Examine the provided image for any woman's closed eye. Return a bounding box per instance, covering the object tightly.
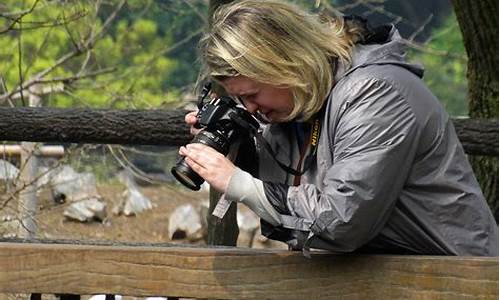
[239,94,256,101]
[237,95,259,112]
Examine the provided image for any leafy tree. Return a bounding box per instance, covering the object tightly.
[408,14,468,116]
[0,0,206,109]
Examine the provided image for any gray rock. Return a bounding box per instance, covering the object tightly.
[113,170,153,216]
[50,165,100,202]
[0,159,19,181]
[168,204,205,241]
[63,198,107,222]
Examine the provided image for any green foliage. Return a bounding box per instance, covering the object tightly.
[1,0,467,116]
[408,14,468,116]
[0,0,206,109]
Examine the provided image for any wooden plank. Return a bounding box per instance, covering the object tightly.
[0,241,497,299]
[0,107,497,156]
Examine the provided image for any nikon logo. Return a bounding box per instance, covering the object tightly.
[311,119,320,146]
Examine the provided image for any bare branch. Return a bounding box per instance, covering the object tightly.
[182,0,208,25]
[0,0,40,34]
[22,21,56,82]
[403,39,468,61]
[0,76,14,107]
[117,27,203,85]
[17,18,25,106]
[408,14,434,42]
[4,10,88,32]
[77,51,93,76]
[35,67,117,85]
[0,0,126,104]
[95,27,203,108]
[85,0,126,49]
[117,145,172,157]
[61,11,82,51]
[108,145,160,185]
[359,1,420,28]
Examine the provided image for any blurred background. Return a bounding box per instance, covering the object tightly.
[0,0,472,251]
[0,1,486,299]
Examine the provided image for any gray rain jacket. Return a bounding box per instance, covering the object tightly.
[225,25,498,256]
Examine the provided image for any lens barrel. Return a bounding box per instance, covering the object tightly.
[171,129,230,190]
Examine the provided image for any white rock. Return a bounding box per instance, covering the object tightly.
[50,165,100,202]
[237,209,260,232]
[199,199,210,230]
[235,208,288,249]
[237,209,260,248]
[0,159,19,181]
[168,204,204,241]
[113,170,153,216]
[63,198,107,222]
[122,187,153,216]
[36,166,52,188]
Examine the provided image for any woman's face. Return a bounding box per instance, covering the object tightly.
[221,76,294,122]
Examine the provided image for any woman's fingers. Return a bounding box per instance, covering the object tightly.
[185,111,198,124]
[184,110,201,135]
[180,144,221,166]
[179,143,236,193]
[184,157,206,175]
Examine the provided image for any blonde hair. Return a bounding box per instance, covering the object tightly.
[198,0,357,121]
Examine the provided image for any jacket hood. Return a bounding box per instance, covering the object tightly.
[335,25,424,83]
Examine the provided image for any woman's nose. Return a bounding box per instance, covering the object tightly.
[243,100,259,113]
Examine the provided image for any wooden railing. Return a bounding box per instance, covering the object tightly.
[0,108,497,299]
[0,108,497,156]
[0,239,497,299]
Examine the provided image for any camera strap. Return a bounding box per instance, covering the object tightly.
[253,122,319,176]
[228,104,325,177]
[252,107,325,177]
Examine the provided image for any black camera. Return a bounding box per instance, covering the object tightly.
[171,83,260,190]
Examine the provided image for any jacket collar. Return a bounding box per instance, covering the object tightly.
[334,25,424,84]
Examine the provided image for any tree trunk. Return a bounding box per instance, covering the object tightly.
[452,118,498,156]
[0,107,495,155]
[452,0,499,221]
[0,107,191,146]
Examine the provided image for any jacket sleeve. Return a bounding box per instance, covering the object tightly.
[226,77,421,252]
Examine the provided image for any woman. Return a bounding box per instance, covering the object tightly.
[179,0,498,255]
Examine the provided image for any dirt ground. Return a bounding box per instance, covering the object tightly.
[0,181,286,300]
[1,183,210,300]
[34,183,210,244]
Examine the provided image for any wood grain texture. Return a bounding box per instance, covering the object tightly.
[0,108,191,146]
[0,241,497,299]
[0,107,497,156]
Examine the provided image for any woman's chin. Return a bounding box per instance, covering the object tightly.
[267,113,289,123]
[255,111,287,123]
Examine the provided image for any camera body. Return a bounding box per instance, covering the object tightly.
[171,92,259,190]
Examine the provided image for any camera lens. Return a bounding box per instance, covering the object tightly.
[171,158,204,190]
[171,129,230,190]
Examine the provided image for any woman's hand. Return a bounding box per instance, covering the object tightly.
[186,92,222,135]
[179,143,236,193]
[185,110,201,136]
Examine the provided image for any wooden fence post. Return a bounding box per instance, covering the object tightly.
[206,0,239,246]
